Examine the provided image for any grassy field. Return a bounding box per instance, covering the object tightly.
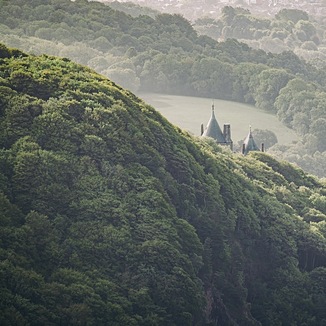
[138,93,298,145]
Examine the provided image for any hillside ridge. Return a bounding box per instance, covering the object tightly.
[1,44,326,325]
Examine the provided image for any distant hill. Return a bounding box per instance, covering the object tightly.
[1,43,326,325]
[93,0,326,21]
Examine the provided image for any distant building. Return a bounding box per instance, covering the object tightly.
[201,106,264,154]
[241,126,260,155]
[201,104,233,150]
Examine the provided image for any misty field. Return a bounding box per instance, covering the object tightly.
[139,93,298,145]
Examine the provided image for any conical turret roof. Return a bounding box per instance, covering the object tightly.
[242,127,260,155]
[202,104,226,143]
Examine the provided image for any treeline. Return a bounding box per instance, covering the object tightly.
[1,44,326,325]
[0,0,325,177]
[195,7,326,65]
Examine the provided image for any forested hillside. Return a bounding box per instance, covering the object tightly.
[1,44,326,325]
[0,0,325,177]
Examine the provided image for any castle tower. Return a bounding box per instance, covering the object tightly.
[201,104,232,149]
[242,126,260,155]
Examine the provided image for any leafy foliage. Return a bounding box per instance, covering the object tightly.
[0,44,326,325]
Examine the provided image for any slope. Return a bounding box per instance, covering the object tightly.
[0,44,326,325]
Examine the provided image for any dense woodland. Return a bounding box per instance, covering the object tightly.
[1,43,326,325]
[0,0,325,176]
[194,6,326,62]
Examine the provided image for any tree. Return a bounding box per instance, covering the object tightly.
[292,112,310,135]
[268,51,307,75]
[275,9,309,24]
[3,95,42,147]
[191,57,234,99]
[274,78,315,126]
[252,129,278,149]
[232,62,266,103]
[295,20,317,41]
[250,68,291,112]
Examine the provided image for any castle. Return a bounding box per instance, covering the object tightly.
[201,104,264,155]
